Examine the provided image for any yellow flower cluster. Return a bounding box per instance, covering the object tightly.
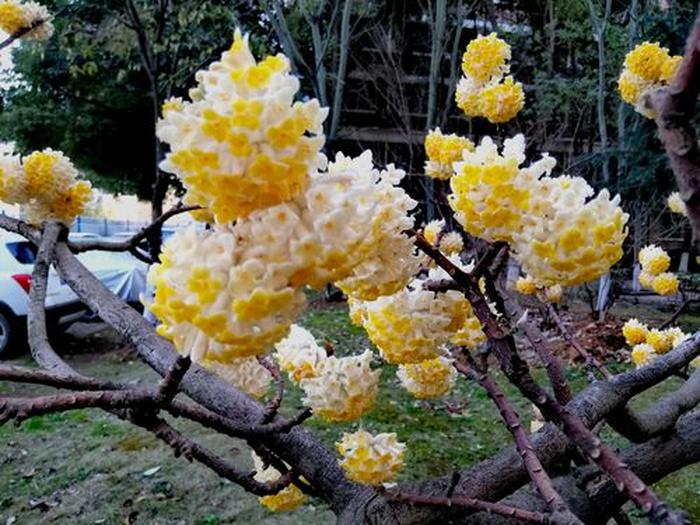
[299,350,379,422]
[513,177,627,287]
[202,357,272,399]
[456,33,524,123]
[234,151,420,301]
[424,128,474,180]
[397,356,456,399]
[352,260,485,364]
[0,0,53,41]
[450,135,552,243]
[449,134,628,287]
[638,245,679,296]
[514,275,564,303]
[667,192,687,216]
[618,42,682,118]
[146,227,306,363]
[252,452,307,512]
[422,219,464,256]
[157,29,328,224]
[0,146,92,225]
[624,319,688,368]
[336,430,405,485]
[274,324,327,383]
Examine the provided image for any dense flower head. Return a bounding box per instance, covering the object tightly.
[300,350,379,422]
[631,343,657,368]
[397,356,457,399]
[667,192,688,216]
[450,133,627,287]
[461,32,511,84]
[478,76,525,124]
[336,430,405,485]
[157,29,328,223]
[0,1,53,41]
[424,128,474,180]
[146,226,305,363]
[355,259,485,364]
[515,275,537,295]
[232,151,419,301]
[513,174,628,287]
[639,245,671,275]
[650,272,679,296]
[636,245,678,296]
[0,146,92,225]
[421,219,464,256]
[618,42,682,118]
[252,452,307,512]
[625,323,688,368]
[450,135,552,243]
[202,357,272,399]
[622,318,649,345]
[274,324,327,383]
[455,33,523,123]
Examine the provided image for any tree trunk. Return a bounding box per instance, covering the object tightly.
[329,0,353,141]
[425,0,447,221]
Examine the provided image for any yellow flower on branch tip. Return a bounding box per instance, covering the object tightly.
[515,275,537,295]
[638,244,670,275]
[651,272,679,296]
[157,28,328,223]
[397,356,457,399]
[252,452,307,512]
[0,0,53,41]
[618,42,682,118]
[300,350,379,422]
[424,128,474,180]
[667,192,687,216]
[631,343,657,368]
[461,32,511,84]
[646,329,674,354]
[639,271,655,289]
[336,430,405,485]
[544,284,563,303]
[622,318,649,346]
[478,76,524,124]
[274,324,327,383]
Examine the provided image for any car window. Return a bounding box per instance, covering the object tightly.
[6,241,37,264]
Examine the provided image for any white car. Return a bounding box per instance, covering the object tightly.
[0,231,148,358]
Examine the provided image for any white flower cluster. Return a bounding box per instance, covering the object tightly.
[274,324,328,383]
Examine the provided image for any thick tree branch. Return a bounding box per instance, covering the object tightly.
[454,352,583,525]
[651,6,700,251]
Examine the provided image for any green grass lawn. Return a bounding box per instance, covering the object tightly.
[0,301,697,524]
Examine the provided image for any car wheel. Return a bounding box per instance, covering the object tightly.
[0,309,25,359]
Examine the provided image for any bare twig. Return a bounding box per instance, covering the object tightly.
[257,356,284,424]
[454,351,583,525]
[156,354,191,404]
[546,303,611,380]
[0,18,47,50]
[416,237,691,525]
[68,203,199,254]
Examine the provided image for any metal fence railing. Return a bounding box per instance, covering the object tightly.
[72,216,151,237]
